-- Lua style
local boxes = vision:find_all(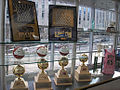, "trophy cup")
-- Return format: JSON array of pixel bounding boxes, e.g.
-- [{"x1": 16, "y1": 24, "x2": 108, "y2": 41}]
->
[
  {"x1": 92, "y1": 44, "x2": 103, "y2": 77},
  {"x1": 34, "y1": 46, "x2": 52, "y2": 90},
  {"x1": 97, "y1": 44, "x2": 101, "y2": 56},
  {"x1": 54, "y1": 46, "x2": 72, "y2": 85},
  {"x1": 75, "y1": 54, "x2": 91, "y2": 82},
  {"x1": 10, "y1": 47, "x2": 29, "y2": 90}
]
